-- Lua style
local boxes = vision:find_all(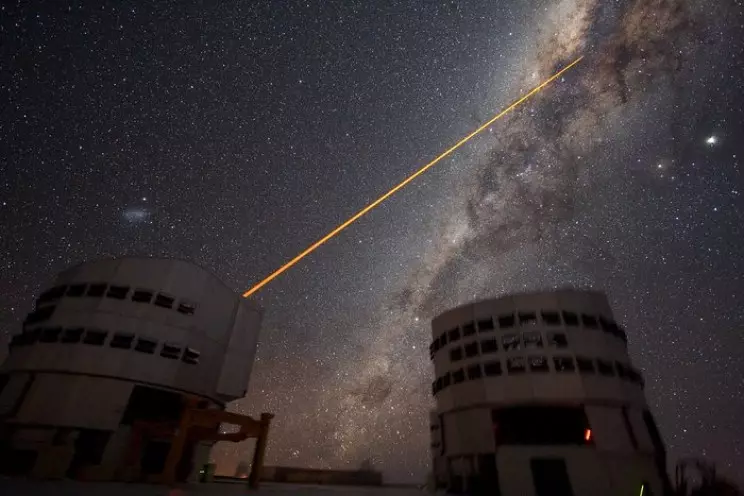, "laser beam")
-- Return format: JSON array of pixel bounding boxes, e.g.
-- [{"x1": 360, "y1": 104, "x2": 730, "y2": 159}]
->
[{"x1": 242, "y1": 56, "x2": 583, "y2": 298}]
